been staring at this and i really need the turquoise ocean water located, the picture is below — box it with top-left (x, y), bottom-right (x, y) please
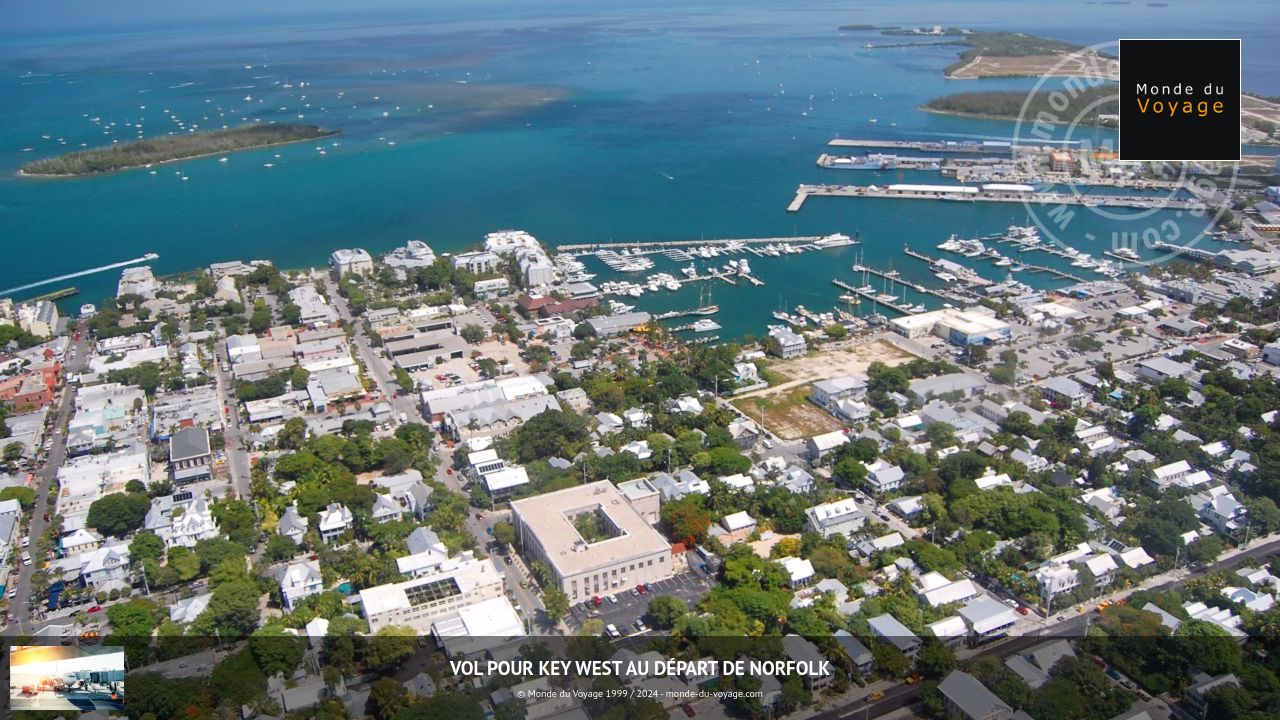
top-left (1, 0), bottom-right (1277, 339)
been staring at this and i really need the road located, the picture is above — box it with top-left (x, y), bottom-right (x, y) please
top-left (210, 344), bottom-right (251, 499)
top-left (4, 328), bottom-right (89, 636)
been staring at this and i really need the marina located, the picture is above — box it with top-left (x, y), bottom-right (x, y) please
top-left (827, 138), bottom-right (1074, 153)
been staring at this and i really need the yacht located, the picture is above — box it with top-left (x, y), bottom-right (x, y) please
top-left (813, 232), bottom-right (858, 248)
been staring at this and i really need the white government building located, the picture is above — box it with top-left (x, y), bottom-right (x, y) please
top-left (510, 481), bottom-right (674, 603)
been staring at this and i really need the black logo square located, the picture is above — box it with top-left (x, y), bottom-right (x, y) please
top-left (1119, 39), bottom-right (1240, 161)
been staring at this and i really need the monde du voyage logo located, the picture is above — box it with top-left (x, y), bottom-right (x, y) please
top-left (1120, 39), bottom-right (1241, 161)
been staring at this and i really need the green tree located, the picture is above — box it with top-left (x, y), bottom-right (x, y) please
top-left (543, 587), bottom-right (570, 623)
top-left (917, 642), bottom-right (955, 679)
top-left (0, 486), bottom-right (36, 509)
top-left (492, 521), bottom-right (517, 547)
top-left (265, 534), bottom-right (298, 562)
top-left (86, 492), bottom-right (150, 536)
top-left (647, 596), bottom-right (688, 629)
top-left (363, 625), bottom-right (417, 672)
top-left (249, 624), bottom-right (306, 676)
top-left (129, 531), bottom-right (166, 562)
top-left (460, 324), bottom-right (487, 344)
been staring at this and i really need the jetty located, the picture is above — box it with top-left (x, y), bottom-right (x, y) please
top-left (557, 236), bottom-right (823, 254)
top-left (854, 264), bottom-right (969, 303)
top-left (827, 138), bottom-right (1078, 152)
top-left (830, 279), bottom-right (913, 315)
top-left (786, 183), bottom-right (1209, 213)
top-left (817, 153), bottom-right (944, 169)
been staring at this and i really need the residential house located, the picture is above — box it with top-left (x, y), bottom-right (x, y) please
top-left (277, 503), bottom-right (309, 545)
top-left (958, 596), bottom-right (1019, 642)
top-left (833, 630), bottom-right (875, 675)
top-left (1039, 377), bottom-right (1088, 407)
top-left (938, 671), bottom-right (1013, 720)
top-left (867, 613), bottom-right (922, 658)
top-left (812, 376), bottom-right (868, 411)
top-left (804, 498), bottom-right (867, 539)
top-left (1004, 640), bottom-right (1076, 689)
top-left (144, 492), bottom-right (221, 549)
top-left (864, 460), bottom-right (905, 494)
top-left (782, 635), bottom-right (833, 691)
top-left (1188, 486), bottom-right (1247, 534)
top-left (806, 430), bottom-right (849, 463)
top-left (278, 560), bottom-right (325, 610)
top-left (768, 326), bottom-right (807, 358)
top-left (317, 503), bottom-right (353, 544)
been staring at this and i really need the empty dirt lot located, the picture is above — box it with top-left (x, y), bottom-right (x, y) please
top-left (731, 338), bottom-right (916, 440)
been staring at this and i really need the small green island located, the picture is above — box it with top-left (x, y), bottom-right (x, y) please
top-left (923, 85), bottom-right (1119, 125)
top-left (19, 123), bottom-right (341, 177)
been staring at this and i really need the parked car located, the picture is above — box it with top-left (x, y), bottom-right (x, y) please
top-left (607, 595), bottom-right (618, 604)
top-left (605, 623), bottom-right (621, 638)
top-left (88, 605), bottom-right (102, 613)
top-left (592, 596), bottom-right (603, 607)
top-left (681, 704), bottom-right (695, 718)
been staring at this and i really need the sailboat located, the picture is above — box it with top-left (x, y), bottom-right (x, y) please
top-left (693, 285), bottom-right (719, 315)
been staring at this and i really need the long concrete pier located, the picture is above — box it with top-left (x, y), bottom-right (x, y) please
top-left (558, 236), bottom-right (823, 253)
top-left (827, 138), bottom-right (1078, 152)
top-left (787, 183), bottom-right (1208, 213)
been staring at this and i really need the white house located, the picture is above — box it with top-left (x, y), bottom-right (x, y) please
top-left (278, 560), bottom-right (325, 610)
top-left (317, 503), bottom-right (353, 544)
top-left (804, 498), bottom-right (867, 539)
top-left (277, 503), bottom-right (309, 545)
top-left (864, 460), bottom-right (905, 494)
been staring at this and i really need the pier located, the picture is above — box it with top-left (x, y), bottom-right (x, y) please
top-left (830, 279), bottom-right (913, 315)
top-left (827, 138), bottom-right (1078, 152)
top-left (557, 236), bottom-right (823, 254)
top-left (817, 153), bottom-right (943, 169)
top-left (786, 184), bottom-right (1209, 213)
top-left (854, 264), bottom-right (970, 303)
top-left (904, 245), bottom-right (1085, 284)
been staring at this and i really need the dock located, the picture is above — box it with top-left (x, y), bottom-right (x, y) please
top-left (827, 138), bottom-right (1077, 153)
top-left (830, 279), bottom-right (913, 315)
top-left (903, 245), bottom-right (1085, 284)
top-left (853, 263), bottom-right (969, 303)
top-left (557, 236), bottom-right (823, 254)
top-left (786, 183), bottom-right (1209, 213)
top-left (30, 286), bottom-right (79, 301)
top-left (817, 153), bottom-right (943, 169)
top-left (655, 307), bottom-right (720, 320)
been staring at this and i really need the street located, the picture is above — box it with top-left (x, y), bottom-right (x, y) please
top-left (4, 327), bottom-right (89, 637)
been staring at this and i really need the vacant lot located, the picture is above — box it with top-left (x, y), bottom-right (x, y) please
top-left (732, 339), bottom-right (916, 440)
top-left (733, 384), bottom-right (841, 440)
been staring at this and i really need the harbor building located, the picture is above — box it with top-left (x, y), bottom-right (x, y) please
top-left (510, 481), bottom-right (674, 602)
top-left (890, 308), bottom-right (1010, 346)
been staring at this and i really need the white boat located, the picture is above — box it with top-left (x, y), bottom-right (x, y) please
top-left (994, 257), bottom-right (1012, 267)
top-left (665, 280), bottom-right (681, 291)
top-left (814, 233), bottom-right (857, 248)
top-left (79, 303), bottom-right (97, 317)
top-left (934, 272), bottom-right (958, 283)
top-left (690, 319), bottom-right (722, 333)
top-left (737, 259), bottom-right (752, 276)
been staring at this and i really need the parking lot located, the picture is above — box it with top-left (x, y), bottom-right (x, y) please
top-left (568, 566), bottom-right (715, 636)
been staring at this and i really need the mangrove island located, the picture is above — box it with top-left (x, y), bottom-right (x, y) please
top-left (19, 123), bottom-right (341, 177)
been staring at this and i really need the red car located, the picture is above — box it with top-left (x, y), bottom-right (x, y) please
top-left (88, 605), bottom-right (102, 613)
top-left (681, 704), bottom-right (696, 717)
top-left (636, 584), bottom-right (647, 594)
top-left (1017, 606), bottom-right (1029, 615)
top-left (592, 596), bottom-right (603, 607)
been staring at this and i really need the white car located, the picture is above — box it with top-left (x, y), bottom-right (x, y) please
top-left (21, 552), bottom-right (32, 566)
top-left (20, 537), bottom-right (29, 548)
top-left (606, 623), bottom-right (621, 638)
